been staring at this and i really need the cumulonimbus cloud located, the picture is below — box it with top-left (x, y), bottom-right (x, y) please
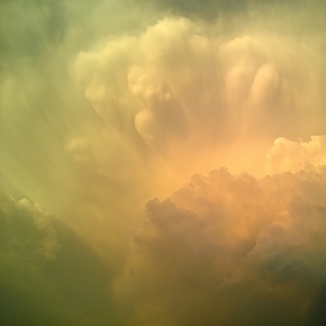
top-left (2, 1), bottom-right (326, 325)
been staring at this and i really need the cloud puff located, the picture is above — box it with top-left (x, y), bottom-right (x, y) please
top-left (266, 135), bottom-right (326, 174)
top-left (114, 168), bottom-right (326, 325)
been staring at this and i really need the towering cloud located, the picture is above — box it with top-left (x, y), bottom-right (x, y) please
top-left (1, 0), bottom-right (326, 325)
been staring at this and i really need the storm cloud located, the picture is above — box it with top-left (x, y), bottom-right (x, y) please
top-left (1, 0), bottom-right (326, 325)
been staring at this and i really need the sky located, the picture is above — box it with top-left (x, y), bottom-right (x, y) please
top-left (1, 0), bottom-right (326, 325)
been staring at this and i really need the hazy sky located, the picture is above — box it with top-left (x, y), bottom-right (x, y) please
top-left (1, 0), bottom-right (326, 325)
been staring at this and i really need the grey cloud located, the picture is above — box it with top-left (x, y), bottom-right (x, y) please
top-left (0, 194), bottom-right (120, 326)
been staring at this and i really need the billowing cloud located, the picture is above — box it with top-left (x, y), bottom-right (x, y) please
top-left (74, 14), bottom-right (326, 183)
top-left (114, 168), bottom-right (326, 325)
top-left (2, 0), bottom-right (326, 325)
